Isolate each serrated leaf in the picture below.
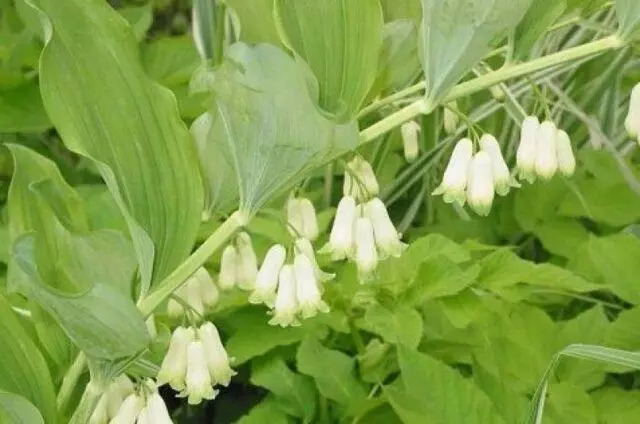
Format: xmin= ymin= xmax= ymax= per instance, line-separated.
xmin=606 ymin=306 xmax=640 ymax=351
xmin=593 ymin=387 xmax=640 ymax=424
xmin=0 ymin=295 xmax=56 ymax=424
xmin=534 ymin=218 xmax=589 ymax=259
xmin=543 ymin=383 xmax=597 ymax=424
xmin=403 ymin=258 xmax=479 ymax=304
xmin=209 ymin=42 xmax=358 ymax=212
xmin=27 ymin=0 xmax=204 ymax=288
xmin=296 ymin=337 xmax=367 ymax=406
xmin=251 ymin=356 xmax=317 ymax=421
xmin=275 ymin=0 xmax=383 ymax=121
xmin=0 ymin=392 xmax=45 ymax=424
xmin=236 ymin=396 xmax=291 ymax=424
xmin=420 ymin=0 xmax=532 ymax=105
xmin=360 ymin=304 xmax=423 ymax=348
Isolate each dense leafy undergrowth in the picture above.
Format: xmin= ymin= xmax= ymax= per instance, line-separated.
xmin=1 ymin=0 xmax=640 ymax=423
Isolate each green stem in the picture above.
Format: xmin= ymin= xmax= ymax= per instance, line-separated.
xmin=69 ymin=380 xmax=103 ymax=424
xmin=57 ymin=353 xmax=86 ymax=412
xmin=348 ymin=319 xmax=366 ymax=354
xmin=359 ymin=99 xmax=430 ymax=144
xmin=138 ymin=210 xmax=249 ymax=316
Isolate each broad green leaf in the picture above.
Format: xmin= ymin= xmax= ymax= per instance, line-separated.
xmin=0 ymin=392 xmax=44 ymax=424
xmin=0 ymin=294 xmax=56 ymax=424
xmin=473 ymin=364 xmax=529 ymax=424
xmin=28 ymin=0 xmax=204 ymax=287
xmin=372 ymin=20 xmax=422 ymax=95
xmin=380 ymin=0 xmax=422 ymax=21
xmin=543 ymin=383 xmax=597 ymax=424
xmin=593 ymin=388 xmax=640 ymax=424
xmin=514 ymin=179 xmax=568 ymax=232
xmin=420 ymin=0 xmax=532 ymax=106
xmin=275 ymin=0 xmax=383 ymax=121
xmin=396 ymin=345 xmax=506 ymax=424
xmin=513 ymin=0 xmax=567 ymax=60
xmin=118 ymin=4 xmax=152 ymax=41
xmin=209 ymin=42 xmax=358 ymax=212
xmin=251 ymin=356 xmax=317 ymax=421
xmin=0 ymin=81 xmax=49 ymax=132
xmin=559 ymin=181 xmax=640 ymax=226
xmin=606 ymin=306 xmax=640 ymax=351
xmin=32 ymin=306 xmax=76 ymax=383
xmin=236 ymin=396 xmax=292 ymax=424
xmin=296 ymin=337 xmax=367 ymax=406
xmin=402 ymin=257 xmax=479 ymax=304
xmin=141 ymin=35 xmax=199 ymax=86
xmin=11 ymin=233 xmax=150 ymax=360
xmin=534 ymin=218 xmax=589 ymax=259
xmin=616 ymin=0 xmax=640 ymax=40
xmin=360 ymin=304 xmax=423 ymax=348
xmin=384 ymin=381 xmax=433 ymax=424
xmin=225 ymin=0 xmax=281 ymax=46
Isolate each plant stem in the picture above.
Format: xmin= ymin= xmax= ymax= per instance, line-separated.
xmin=138 ymin=210 xmax=249 ymax=316
xmin=358 ymin=35 xmax=623 ymax=145
xmin=57 ymin=353 xmax=86 ymax=412
xmin=69 ymin=380 xmax=103 ymax=424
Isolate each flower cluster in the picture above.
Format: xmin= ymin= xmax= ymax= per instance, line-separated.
xmin=286 ymin=196 xmax=320 ymax=241
xmin=157 ymin=322 xmax=235 ymax=405
xmin=625 ymin=82 xmax=640 ymax=143
xmin=219 ymin=232 xmax=258 ymax=291
xmin=167 ymin=267 xmax=219 ymax=319
xmin=322 ymin=157 xmax=405 ymax=281
xmin=516 ymin=116 xmax=575 ymax=183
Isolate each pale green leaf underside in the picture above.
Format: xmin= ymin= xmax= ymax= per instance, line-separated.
xmin=26 ymin=0 xmax=204 ymax=287
xmin=0 ymin=391 xmax=45 ymax=424
xmin=421 ymin=0 xmax=533 ymax=105
xmin=275 ymin=0 xmax=383 ymax=121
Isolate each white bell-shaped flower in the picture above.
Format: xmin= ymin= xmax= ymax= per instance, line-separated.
xmin=294 ymin=238 xmax=335 ymax=282
xmin=443 ymin=101 xmax=459 ymax=135
xmin=106 ymin=375 xmax=135 ymax=419
xmin=184 ymin=341 xmax=217 ymax=405
xmin=109 ymin=393 xmax=143 ymax=424
xmin=466 ymin=151 xmax=495 ymax=216
xmin=625 ymin=82 xmax=640 ymax=141
xmin=166 ymin=277 xmax=204 ymax=319
xmin=89 ymin=393 xmax=109 ymax=424
xmin=479 ymin=134 xmax=518 ymax=196
xmin=235 ymin=232 xmax=258 ymax=290
xmin=199 ymin=322 xmax=236 ymax=387
xmin=320 ymin=196 xmax=357 ymax=260
xmin=535 ymin=120 xmax=558 ymax=180
xmin=556 ymin=129 xmax=576 ymax=177
xmin=166 ymin=284 xmax=187 ymax=319
xmin=354 ymin=217 xmax=378 ymax=282
xmin=136 ymin=407 xmax=151 ymax=424
xmin=143 ymin=391 xmax=173 ymax=424
xmin=249 ymin=244 xmax=286 ymax=307
xmin=269 ymin=265 xmax=299 ymax=327
xmin=189 ymin=267 xmax=218 ymax=308
xmin=287 ymin=197 xmax=320 ymax=241
xmin=364 ymin=198 xmax=405 ymax=258
xmin=157 ymin=326 xmax=195 ymax=391
xmin=343 ymin=156 xmax=379 ymax=202
xmin=218 ymin=245 xmax=238 ymax=290
xmin=401 ymin=121 xmax=421 ymax=162
xmin=433 ymin=138 xmax=473 ymax=206
xmin=294 ymin=253 xmax=329 ymax=319
xmin=516 ymin=116 xmax=539 ymax=183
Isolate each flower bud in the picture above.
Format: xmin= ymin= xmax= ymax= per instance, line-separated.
xmin=249 ymin=244 xmax=286 ymax=307
xmin=556 ymin=129 xmax=576 ymax=177
xmin=343 ymin=156 xmax=379 ymax=202
xmin=199 ymin=322 xmax=236 ymax=387
xmin=144 ymin=392 xmax=173 ymax=424
xmin=184 ymin=341 xmax=218 ymax=405
xmin=157 ymin=326 xmax=195 ymax=391
xmin=235 ymin=232 xmax=258 ymax=290
xmin=320 ymin=196 xmax=357 ymax=260
xmin=364 ymin=198 xmax=405 ymax=258
xmin=186 ymin=267 xmax=218 ymax=308
xmin=443 ymin=102 xmax=459 ymax=135
xmin=516 ymin=116 xmax=539 ymax=183
xmin=466 ymin=151 xmax=495 ymax=216
xmin=166 ymin=284 xmax=187 ymax=319
xmin=294 ymin=237 xmax=334 ymax=282
xmin=535 ymin=120 xmax=558 ymax=180
xmin=400 ymin=121 xmax=421 ymax=162
xmin=354 ymin=217 xmax=378 ymax=282
xmin=287 ymin=197 xmax=320 ymax=241
xmin=625 ymin=82 xmax=640 ymax=141
xmin=294 ymin=253 xmax=329 ymax=319
xmin=218 ymin=245 xmax=238 ymax=290
xmin=433 ymin=138 xmax=473 ymax=205
xmin=109 ymin=393 xmax=143 ymax=424
xmin=269 ymin=265 xmax=299 ymax=327
xmin=479 ymin=134 xmax=517 ymax=196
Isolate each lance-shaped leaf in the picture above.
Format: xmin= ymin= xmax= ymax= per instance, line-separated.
xmin=26 ymin=0 xmax=204 ymax=288
xmin=210 ymin=42 xmax=358 ymax=213
xmin=420 ymin=0 xmax=532 ymax=106
xmin=513 ymin=0 xmax=567 ymax=61
xmin=275 ymin=0 xmax=383 ymax=121
xmin=0 ymin=392 xmax=45 ymax=424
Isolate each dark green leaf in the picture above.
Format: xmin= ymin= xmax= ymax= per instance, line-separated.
xmin=360 ymin=304 xmax=423 ymax=348
xmin=0 ymin=82 xmax=50 ymax=132
xmin=0 ymin=391 xmax=45 ymax=424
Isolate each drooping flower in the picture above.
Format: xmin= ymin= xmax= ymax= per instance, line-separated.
xmin=364 ymin=198 xmax=405 ymax=258
xmin=466 ymin=151 xmax=495 ymax=216
xmin=400 ymin=121 xmax=421 ymax=162
xmin=353 ymin=217 xmax=378 ymax=282
xmin=625 ymin=82 xmax=640 ymax=141
xmin=516 ymin=116 xmax=539 ymax=183
xmin=433 ymin=138 xmax=473 ymax=206
xmin=183 ymin=341 xmax=218 ymax=405
xmin=166 ymin=276 xmax=204 ymax=320
xmin=89 ymin=392 xmax=109 ymax=424
xmin=109 ymin=393 xmax=143 ymax=424
xmin=535 ymin=120 xmax=558 ymax=180
xmin=235 ymin=232 xmax=258 ymax=290
xmin=556 ymin=129 xmax=576 ymax=177
xmin=287 ymin=197 xmax=320 ymax=241
xmin=249 ymin=244 xmax=286 ymax=307
xmin=293 ymin=253 xmax=329 ymax=319
xmin=141 ymin=390 xmax=173 ymax=424
xmin=218 ymin=245 xmax=238 ymax=290
xmin=198 ymin=322 xmax=236 ymax=387
xmin=480 ymin=133 xmax=518 ymax=196
xmin=190 ymin=267 xmax=219 ymax=308
xmin=268 ymin=265 xmax=299 ymax=327
xmin=157 ymin=327 xmax=195 ymax=391
xmin=443 ymin=101 xmax=459 ymax=135
xmin=320 ymin=196 xmax=357 ymax=260
xmin=294 ymin=237 xmax=334 ymax=282
xmin=106 ymin=375 xmax=135 ymax=419
xmin=343 ymin=156 xmax=380 ymax=202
